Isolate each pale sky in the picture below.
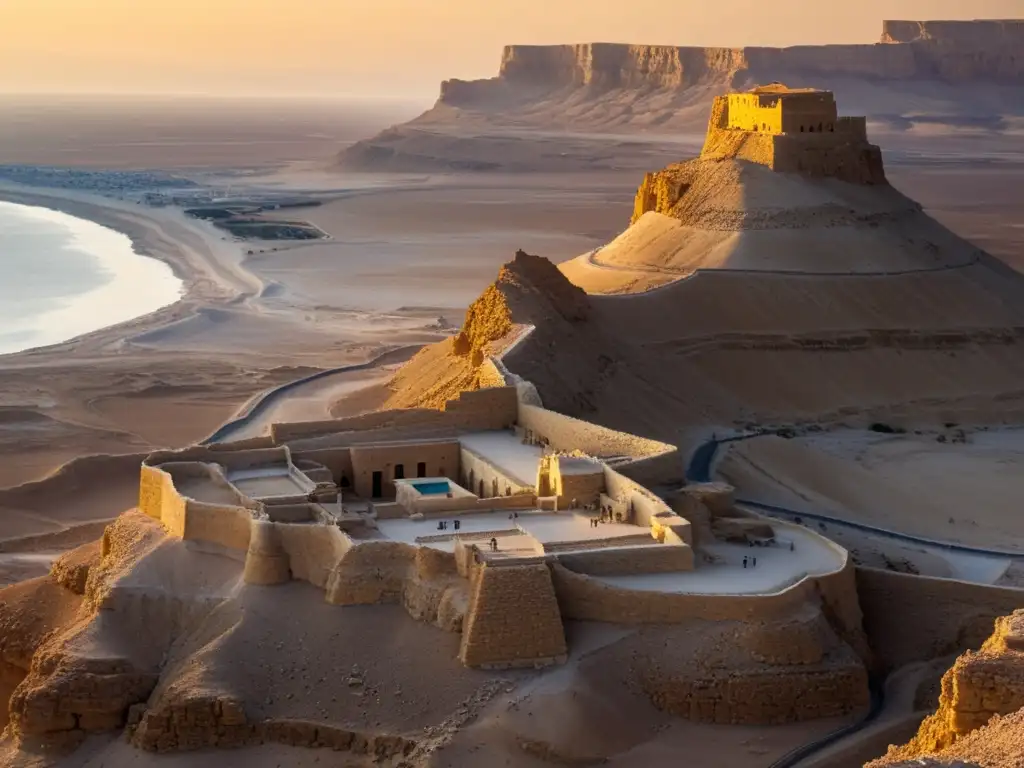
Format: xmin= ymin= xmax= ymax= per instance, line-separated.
xmin=1 ymin=0 xmax=1020 ymax=97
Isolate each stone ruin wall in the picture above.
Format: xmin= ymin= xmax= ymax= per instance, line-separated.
xmin=139 ymin=464 xmax=255 ymax=553
xmin=550 ymin=555 xmax=867 ymax=659
xmin=127 ymin=695 xmax=418 ymax=757
xmin=459 ymin=561 xmax=567 ymax=669
xmin=856 ymin=567 xmax=1024 ymax=673
xmin=642 ymin=659 xmax=869 ymax=725
xmin=2 ymin=514 xmax=208 ymax=753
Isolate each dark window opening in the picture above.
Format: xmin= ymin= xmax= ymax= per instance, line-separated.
xmin=818 ymin=122 xmax=823 ymax=132
xmin=417 ymin=462 xmax=426 ymax=477
xmin=394 ymin=464 xmax=404 ymax=480
xmin=340 ymin=475 xmax=350 ymax=488
xmin=809 ymin=125 xmax=815 ymax=133
xmin=800 ymin=125 xmax=805 ymax=132
xmin=478 ymin=479 xmax=485 ymax=497
xmin=371 ymin=471 xmax=383 ymax=498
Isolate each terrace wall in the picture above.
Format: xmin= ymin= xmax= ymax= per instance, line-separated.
xmin=550 ymin=557 xmax=865 ymax=658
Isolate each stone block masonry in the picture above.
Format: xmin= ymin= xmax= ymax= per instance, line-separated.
xmin=459 ymin=562 xmax=567 ymax=669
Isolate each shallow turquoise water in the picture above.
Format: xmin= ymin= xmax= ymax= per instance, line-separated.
xmin=411 ymin=480 xmax=451 ymax=495
xmin=0 ymin=201 xmax=183 ymax=355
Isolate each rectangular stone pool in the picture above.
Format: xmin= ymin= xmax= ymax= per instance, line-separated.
xmin=410 ymin=480 xmax=452 ymax=496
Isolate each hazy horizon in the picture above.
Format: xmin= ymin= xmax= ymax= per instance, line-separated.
xmin=2 ymin=0 xmax=1022 ymax=98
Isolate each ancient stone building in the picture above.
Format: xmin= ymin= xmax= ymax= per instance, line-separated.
xmin=701 ymin=83 xmax=884 ymax=184
xmin=726 ymin=84 xmax=838 ymax=135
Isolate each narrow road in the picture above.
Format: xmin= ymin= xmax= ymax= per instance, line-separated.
xmin=686 ymin=435 xmax=1024 ymax=558
xmin=201 ymin=345 xmax=421 ymax=444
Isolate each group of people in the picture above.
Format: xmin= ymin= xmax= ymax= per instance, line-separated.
xmin=436 ymin=519 xmax=462 ymax=531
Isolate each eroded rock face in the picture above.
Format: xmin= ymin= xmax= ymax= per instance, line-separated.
xmin=870 ymin=610 xmax=1024 ymax=765
xmin=451 ymin=21 xmax=1024 ymax=109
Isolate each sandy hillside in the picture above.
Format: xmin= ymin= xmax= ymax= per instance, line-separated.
xmin=0 ymin=511 xmax=860 ymax=768
xmin=382 ymin=144 xmax=1024 ymax=443
xmin=718 ymin=431 xmax=1024 ymax=552
xmin=559 ymin=158 xmax=980 ymax=294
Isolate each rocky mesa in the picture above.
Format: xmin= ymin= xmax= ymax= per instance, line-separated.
xmin=339 ymin=19 xmax=1024 ymax=173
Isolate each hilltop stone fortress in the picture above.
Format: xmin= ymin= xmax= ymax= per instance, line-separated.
xmin=97 ymin=341 xmax=873 ymax=752
xmin=701 ymin=84 xmax=884 ymax=184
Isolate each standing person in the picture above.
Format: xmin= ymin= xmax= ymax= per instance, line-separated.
xmin=743 ymin=556 xmax=748 ymax=569
xmin=753 ymin=556 xmax=757 ymax=567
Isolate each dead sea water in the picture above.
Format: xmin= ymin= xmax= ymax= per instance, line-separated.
xmin=0 ymin=201 xmax=182 ymax=354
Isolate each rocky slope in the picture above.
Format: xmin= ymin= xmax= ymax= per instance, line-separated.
xmin=339 ymin=20 xmax=1024 ymax=173
xmin=868 ymin=610 xmax=1024 ymax=766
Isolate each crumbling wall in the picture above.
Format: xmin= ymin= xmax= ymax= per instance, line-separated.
xmin=276 ymin=523 xmax=353 ymax=588
xmin=127 ymin=694 xmax=418 ymax=757
xmin=773 ymin=133 xmax=887 ymax=184
xmin=856 ymin=567 xmax=1024 ymax=672
xmin=459 ymin=562 xmax=567 ymax=669
xmin=642 ymin=658 xmax=869 ymax=725
xmin=325 ymin=542 xmax=417 ymax=605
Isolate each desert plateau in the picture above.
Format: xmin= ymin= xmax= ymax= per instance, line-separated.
xmin=2 ymin=8 xmax=1024 ymax=768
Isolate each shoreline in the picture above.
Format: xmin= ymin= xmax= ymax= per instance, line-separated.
xmin=0 ymin=182 xmax=260 ymax=358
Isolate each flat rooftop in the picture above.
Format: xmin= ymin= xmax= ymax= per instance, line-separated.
xmin=458 ymin=431 xmax=604 ymax=487
xmin=375 ymin=510 xmax=648 ymax=552
xmin=227 ymin=465 xmax=313 ymax=499
xmin=596 ymin=525 xmax=842 ymax=596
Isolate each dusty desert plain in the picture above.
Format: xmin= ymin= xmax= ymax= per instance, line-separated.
xmin=4 ymin=18 xmax=1024 ymax=768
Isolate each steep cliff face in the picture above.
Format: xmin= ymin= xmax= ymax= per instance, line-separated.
xmin=460 ymin=19 xmax=1024 ymax=108
xmin=881 ymin=19 xmax=1024 ymax=45
xmin=869 ymin=609 xmax=1024 ymax=765
xmin=497 ymin=44 xmax=748 ymax=90
xmin=339 ymin=19 xmax=1024 ymax=173
xmin=384 ymin=249 xmax=596 ymax=411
